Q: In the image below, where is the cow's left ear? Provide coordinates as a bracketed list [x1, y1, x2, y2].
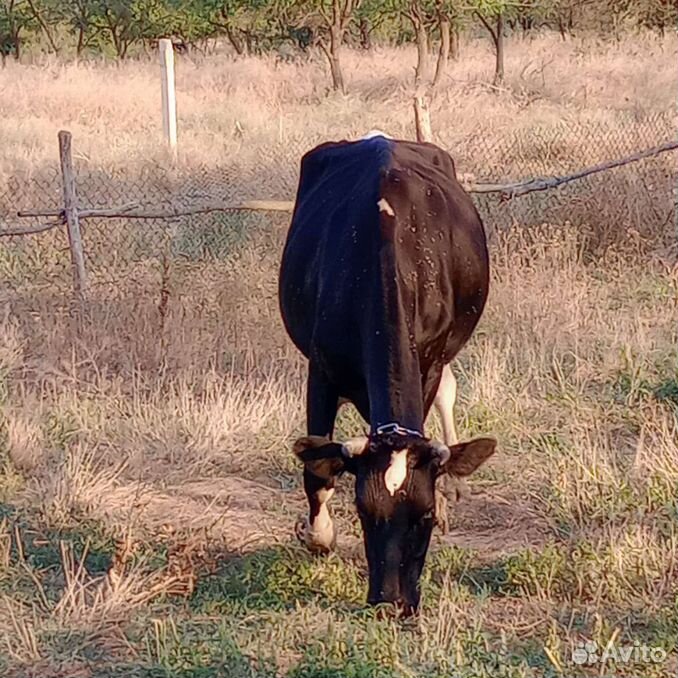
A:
[293, 436, 367, 481]
[436, 437, 497, 477]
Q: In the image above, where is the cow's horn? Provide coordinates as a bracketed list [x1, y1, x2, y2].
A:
[342, 437, 369, 457]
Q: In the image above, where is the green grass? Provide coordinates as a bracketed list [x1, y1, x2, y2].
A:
[1, 226, 677, 677]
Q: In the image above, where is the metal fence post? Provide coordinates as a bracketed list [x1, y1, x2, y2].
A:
[58, 130, 87, 306]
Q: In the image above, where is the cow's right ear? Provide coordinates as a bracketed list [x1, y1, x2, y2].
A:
[293, 436, 368, 481]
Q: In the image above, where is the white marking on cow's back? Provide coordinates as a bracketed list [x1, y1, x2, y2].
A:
[361, 129, 392, 140]
[384, 449, 408, 495]
[377, 198, 395, 217]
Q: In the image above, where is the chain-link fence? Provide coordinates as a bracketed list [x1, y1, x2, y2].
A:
[1, 113, 676, 315]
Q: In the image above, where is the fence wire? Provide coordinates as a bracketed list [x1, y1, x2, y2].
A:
[1, 114, 676, 311]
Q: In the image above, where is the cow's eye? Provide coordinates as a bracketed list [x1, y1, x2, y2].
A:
[421, 510, 434, 521]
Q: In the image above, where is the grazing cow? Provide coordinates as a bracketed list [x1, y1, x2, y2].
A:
[278, 133, 496, 615]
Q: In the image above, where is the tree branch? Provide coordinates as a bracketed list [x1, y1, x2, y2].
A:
[474, 10, 498, 45]
[0, 219, 64, 237]
[468, 139, 678, 197]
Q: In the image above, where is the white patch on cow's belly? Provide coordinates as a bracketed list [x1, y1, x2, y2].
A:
[377, 198, 395, 217]
[384, 450, 408, 495]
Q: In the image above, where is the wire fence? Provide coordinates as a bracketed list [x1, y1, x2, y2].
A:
[1, 113, 676, 315]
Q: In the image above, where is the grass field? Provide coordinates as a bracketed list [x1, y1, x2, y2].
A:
[1, 32, 677, 677]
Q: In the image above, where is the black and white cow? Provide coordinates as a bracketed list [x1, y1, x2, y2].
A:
[278, 132, 497, 615]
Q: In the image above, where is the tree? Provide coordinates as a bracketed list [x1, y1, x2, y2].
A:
[637, 0, 678, 35]
[404, 1, 431, 85]
[432, 0, 466, 85]
[85, 0, 177, 59]
[278, 0, 363, 93]
[383, 0, 468, 90]
[24, 0, 60, 54]
[354, 0, 390, 50]
[177, 0, 271, 56]
[51, 0, 101, 56]
[470, 0, 529, 86]
[0, 0, 35, 63]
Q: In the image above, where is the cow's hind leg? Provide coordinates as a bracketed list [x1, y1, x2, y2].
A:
[434, 363, 458, 446]
[433, 364, 469, 533]
[296, 366, 340, 553]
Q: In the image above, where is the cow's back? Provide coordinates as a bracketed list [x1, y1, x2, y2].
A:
[379, 141, 489, 372]
[279, 137, 489, 417]
[278, 137, 392, 358]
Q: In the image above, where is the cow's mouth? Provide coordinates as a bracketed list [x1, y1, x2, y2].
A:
[368, 597, 418, 618]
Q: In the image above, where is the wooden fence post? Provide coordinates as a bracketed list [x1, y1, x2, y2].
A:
[58, 130, 87, 305]
[414, 94, 433, 143]
[159, 38, 178, 156]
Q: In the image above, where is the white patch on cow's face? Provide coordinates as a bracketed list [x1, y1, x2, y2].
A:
[360, 129, 392, 140]
[384, 449, 408, 495]
[377, 198, 395, 217]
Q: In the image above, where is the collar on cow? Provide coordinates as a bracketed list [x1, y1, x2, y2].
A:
[374, 423, 424, 438]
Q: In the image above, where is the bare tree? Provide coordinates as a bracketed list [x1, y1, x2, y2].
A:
[475, 9, 505, 85]
[315, 0, 363, 93]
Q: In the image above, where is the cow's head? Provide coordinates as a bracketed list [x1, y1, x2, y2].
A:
[294, 432, 496, 615]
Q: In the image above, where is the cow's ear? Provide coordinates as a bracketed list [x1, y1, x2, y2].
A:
[293, 436, 364, 480]
[438, 437, 497, 477]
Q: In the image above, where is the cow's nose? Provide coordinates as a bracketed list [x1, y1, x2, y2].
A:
[368, 597, 417, 619]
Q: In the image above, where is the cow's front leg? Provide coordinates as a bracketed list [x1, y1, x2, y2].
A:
[295, 366, 339, 553]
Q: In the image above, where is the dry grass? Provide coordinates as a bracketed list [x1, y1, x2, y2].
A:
[0, 30, 677, 678]
[0, 32, 675, 179]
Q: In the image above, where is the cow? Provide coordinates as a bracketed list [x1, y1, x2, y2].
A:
[278, 132, 497, 616]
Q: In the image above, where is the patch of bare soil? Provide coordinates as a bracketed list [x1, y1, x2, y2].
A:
[437, 488, 551, 559]
[99, 475, 301, 552]
[89, 472, 548, 564]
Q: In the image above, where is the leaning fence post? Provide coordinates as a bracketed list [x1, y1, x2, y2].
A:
[58, 130, 87, 306]
[414, 94, 432, 143]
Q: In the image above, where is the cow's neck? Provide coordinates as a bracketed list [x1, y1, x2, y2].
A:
[362, 246, 424, 434]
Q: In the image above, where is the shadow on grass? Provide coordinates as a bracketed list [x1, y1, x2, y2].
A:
[190, 544, 366, 615]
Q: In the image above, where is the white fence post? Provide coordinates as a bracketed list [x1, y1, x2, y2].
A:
[159, 38, 177, 155]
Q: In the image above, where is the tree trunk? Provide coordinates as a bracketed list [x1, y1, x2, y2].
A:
[493, 13, 504, 85]
[413, 18, 429, 86]
[432, 14, 450, 88]
[326, 26, 345, 93]
[26, 0, 60, 55]
[76, 27, 85, 56]
[558, 16, 567, 40]
[450, 22, 459, 60]
[109, 24, 122, 58]
[224, 23, 245, 55]
[359, 17, 372, 50]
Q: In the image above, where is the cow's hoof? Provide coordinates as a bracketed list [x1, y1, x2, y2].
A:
[294, 516, 336, 554]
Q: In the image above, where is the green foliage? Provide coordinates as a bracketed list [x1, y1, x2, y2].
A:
[6, 0, 671, 62]
[0, 0, 36, 60]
